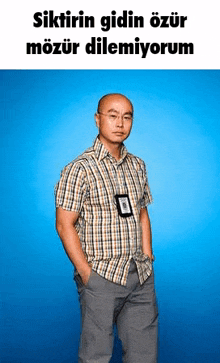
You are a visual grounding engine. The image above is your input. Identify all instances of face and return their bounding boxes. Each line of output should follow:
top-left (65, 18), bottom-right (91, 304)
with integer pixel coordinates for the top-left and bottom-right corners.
top-left (96, 95), bottom-right (133, 147)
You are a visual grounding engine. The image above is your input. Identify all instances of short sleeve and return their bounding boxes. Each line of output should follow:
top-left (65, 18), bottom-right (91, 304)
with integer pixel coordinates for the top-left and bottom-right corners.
top-left (139, 160), bottom-right (153, 208)
top-left (55, 162), bottom-right (87, 212)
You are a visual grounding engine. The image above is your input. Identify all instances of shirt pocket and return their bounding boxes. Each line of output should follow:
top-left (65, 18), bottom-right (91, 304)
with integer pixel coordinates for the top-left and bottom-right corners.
top-left (84, 204), bottom-right (113, 226)
top-left (88, 178), bottom-right (113, 207)
top-left (128, 169), bottom-right (145, 209)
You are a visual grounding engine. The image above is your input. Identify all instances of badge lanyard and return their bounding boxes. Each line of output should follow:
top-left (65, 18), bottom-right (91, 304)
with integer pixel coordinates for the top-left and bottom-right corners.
top-left (112, 163), bottom-right (133, 218)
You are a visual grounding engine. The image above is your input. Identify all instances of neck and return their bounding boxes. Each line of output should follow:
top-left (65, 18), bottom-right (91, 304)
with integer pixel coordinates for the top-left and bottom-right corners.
top-left (98, 135), bottom-right (122, 161)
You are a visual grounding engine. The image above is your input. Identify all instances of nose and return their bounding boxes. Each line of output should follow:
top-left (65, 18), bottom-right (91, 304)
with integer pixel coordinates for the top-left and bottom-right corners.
top-left (116, 115), bottom-right (124, 127)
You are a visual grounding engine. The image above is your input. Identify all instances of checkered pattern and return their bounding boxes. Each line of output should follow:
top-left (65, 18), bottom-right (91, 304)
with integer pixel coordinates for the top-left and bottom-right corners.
top-left (55, 137), bottom-right (153, 286)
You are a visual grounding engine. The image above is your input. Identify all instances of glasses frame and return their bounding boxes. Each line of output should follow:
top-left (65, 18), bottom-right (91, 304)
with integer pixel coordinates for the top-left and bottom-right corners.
top-left (98, 112), bottom-right (133, 122)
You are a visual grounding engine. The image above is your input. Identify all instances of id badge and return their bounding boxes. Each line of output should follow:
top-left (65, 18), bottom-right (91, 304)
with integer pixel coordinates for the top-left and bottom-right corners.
top-left (115, 194), bottom-right (133, 218)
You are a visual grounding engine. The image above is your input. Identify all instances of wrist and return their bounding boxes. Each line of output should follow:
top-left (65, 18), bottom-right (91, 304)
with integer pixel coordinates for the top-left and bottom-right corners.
top-left (80, 265), bottom-right (92, 285)
top-left (77, 262), bottom-right (92, 278)
top-left (151, 254), bottom-right (155, 262)
top-left (143, 251), bottom-right (155, 262)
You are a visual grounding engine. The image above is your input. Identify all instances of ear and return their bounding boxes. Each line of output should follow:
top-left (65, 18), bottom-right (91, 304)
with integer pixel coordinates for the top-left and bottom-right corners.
top-left (95, 113), bottom-right (100, 128)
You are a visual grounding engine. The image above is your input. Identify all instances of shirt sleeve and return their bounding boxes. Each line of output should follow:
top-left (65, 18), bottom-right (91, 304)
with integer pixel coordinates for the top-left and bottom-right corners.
top-left (139, 160), bottom-right (153, 208)
top-left (55, 162), bottom-right (87, 212)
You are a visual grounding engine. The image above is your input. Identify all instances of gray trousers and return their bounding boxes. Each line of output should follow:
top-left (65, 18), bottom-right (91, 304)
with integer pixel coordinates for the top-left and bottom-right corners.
top-left (75, 259), bottom-right (158, 363)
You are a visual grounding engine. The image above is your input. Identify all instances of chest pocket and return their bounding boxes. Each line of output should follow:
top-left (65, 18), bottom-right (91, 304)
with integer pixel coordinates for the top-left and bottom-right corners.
top-left (88, 176), bottom-right (113, 206)
top-left (126, 168), bottom-right (145, 209)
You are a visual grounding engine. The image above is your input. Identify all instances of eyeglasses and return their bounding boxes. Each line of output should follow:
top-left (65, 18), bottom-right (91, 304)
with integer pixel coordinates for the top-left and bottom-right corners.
top-left (98, 112), bottom-right (133, 122)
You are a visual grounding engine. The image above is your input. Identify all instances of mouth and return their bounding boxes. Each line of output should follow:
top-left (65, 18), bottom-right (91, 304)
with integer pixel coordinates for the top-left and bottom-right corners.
top-left (113, 132), bottom-right (124, 135)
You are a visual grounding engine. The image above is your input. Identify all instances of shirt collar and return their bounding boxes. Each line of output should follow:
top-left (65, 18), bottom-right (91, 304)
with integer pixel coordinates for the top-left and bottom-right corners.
top-left (93, 136), bottom-right (128, 163)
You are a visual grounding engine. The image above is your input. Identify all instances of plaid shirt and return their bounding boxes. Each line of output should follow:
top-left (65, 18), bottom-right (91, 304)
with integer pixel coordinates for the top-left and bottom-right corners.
top-left (55, 137), bottom-right (153, 286)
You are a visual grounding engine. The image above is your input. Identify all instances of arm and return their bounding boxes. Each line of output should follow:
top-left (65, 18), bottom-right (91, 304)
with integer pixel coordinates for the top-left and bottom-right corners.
top-left (140, 207), bottom-right (153, 261)
top-left (56, 207), bottom-right (91, 285)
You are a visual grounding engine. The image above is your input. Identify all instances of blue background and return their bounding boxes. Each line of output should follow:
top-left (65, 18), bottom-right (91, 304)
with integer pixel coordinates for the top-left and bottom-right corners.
top-left (1, 70), bottom-right (220, 363)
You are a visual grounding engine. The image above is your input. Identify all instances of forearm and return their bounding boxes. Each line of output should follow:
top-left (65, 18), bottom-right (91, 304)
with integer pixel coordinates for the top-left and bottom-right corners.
top-left (140, 207), bottom-right (153, 260)
top-left (57, 223), bottom-right (91, 279)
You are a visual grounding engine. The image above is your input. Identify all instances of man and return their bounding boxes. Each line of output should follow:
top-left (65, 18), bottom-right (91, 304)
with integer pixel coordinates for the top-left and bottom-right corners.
top-left (55, 93), bottom-right (158, 362)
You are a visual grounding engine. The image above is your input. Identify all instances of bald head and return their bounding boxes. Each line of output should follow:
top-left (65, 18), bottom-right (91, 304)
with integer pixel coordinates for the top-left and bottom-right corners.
top-left (97, 93), bottom-right (133, 115)
top-left (95, 92), bottom-right (133, 149)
